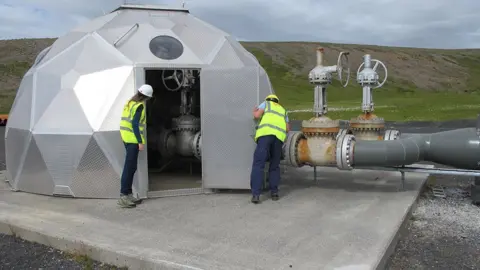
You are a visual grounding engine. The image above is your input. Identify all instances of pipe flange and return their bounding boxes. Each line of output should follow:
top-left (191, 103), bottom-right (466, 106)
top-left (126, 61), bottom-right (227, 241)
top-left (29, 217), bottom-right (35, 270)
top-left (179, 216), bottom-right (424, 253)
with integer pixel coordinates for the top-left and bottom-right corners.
top-left (302, 116), bottom-right (340, 129)
top-left (302, 117), bottom-right (340, 137)
top-left (336, 128), bottom-right (348, 140)
top-left (350, 119), bottom-right (385, 124)
top-left (282, 132), bottom-right (296, 160)
top-left (350, 127), bottom-right (383, 131)
top-left (292, 132), bottom-right (304, 167)
top-left (384, 129), bottom-right (400, 141)
top-left (172, 115), bottom-right (200, 131)
top-left (158, 129), bottom-right (177, 159)
top-left (175, 127), bottom-right (199, 132)
top-left (350, 116), bottom-right (385, 130)
top-left (191, 131), bottom-right (201, 159)
top-left (304, 132), bottom-right (338, 137)
top-left (336, 133), bottom-right (355, 170)
top-left (283, 131), bottom-right (303, 167)
top-left (350, 116), bottom-right (385, 124)
top-left (285, 132), bottom-right (299, 167)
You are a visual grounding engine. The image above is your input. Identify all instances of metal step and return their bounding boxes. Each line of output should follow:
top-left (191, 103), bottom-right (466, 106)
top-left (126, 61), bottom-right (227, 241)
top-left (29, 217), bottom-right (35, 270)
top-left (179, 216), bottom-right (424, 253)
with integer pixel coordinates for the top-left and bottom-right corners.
top-left (431, 185), bottom-right (446, 198)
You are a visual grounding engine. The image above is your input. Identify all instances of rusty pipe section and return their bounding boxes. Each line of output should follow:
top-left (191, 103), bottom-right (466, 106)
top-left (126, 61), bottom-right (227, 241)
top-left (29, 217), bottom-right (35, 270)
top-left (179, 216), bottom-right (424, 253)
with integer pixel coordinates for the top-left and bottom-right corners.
top-left (283, 116), bottom-right (344, 167)
top-left (284, 126), bottom-right (480, 172)
top-left (282, 115), bottom-right (400, 168)
top-left (297, 133), bottom-right (337, 166)
top-left (316, 47), bottom-right (324, 66)
top-left (299, 116), bottom-right (339, 166)
top-left (345, 112), bottom-right (400, 141)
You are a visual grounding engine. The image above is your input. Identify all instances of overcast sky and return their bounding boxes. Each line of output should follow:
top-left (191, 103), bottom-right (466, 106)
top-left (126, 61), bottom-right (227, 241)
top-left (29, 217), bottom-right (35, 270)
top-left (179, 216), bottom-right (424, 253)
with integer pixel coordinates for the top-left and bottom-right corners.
top-left (0, 0), bottom-right (479, 49)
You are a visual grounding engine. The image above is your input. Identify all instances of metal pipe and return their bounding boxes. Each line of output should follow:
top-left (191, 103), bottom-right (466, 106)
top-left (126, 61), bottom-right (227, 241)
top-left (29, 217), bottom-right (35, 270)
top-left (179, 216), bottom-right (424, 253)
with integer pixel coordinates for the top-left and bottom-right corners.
top-left (180, 89), bottom-right (188, 115)
top-left (316, 47), bottom-right (324, 66)
top-left (352, 135), bottom-right (425, 167)
top-left (114, 23), bottom-right (139, 47)
top-left (313, 85), bottom-right (327, 116)
top-left (359, 166), bottom-right (480, 177)
top-left (297, 136), bottom-right (336, 166)
top-left (424, 128), bottom-right (480, 169)
top-left (363, 54), bottom-right (372, 69)
top-left (351, 128), bottom-right (480, 170)
top-left (283, 123), bottom-right (396, 168)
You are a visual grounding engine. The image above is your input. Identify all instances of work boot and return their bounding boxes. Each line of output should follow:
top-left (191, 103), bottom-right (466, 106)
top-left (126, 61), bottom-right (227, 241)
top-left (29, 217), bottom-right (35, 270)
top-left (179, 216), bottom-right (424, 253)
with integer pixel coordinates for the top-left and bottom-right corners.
top-left (271, 193), bottom-right (279, 201)
top-left (251, 195), bottom-right (260, 204)
top-left (127, 194), bottom-right (142, 204)
top-left (118, 195), bottom-right (136, 208)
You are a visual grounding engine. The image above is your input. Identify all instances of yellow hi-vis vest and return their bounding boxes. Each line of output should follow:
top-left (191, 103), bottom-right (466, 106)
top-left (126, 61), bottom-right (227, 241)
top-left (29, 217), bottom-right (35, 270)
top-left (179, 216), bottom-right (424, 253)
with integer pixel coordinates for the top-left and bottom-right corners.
top-left (120, 100), bottom-right (146, 144)
top-left (254, 101), bottom-right (287, 142)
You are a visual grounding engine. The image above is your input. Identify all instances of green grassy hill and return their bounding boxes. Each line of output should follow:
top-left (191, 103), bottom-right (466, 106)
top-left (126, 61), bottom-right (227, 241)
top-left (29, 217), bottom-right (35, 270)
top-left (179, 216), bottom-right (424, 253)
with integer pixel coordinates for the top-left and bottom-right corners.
top-left (243, 42), bottom-right (480, 121)
top-left (1, 38), bottom-right (480, 121)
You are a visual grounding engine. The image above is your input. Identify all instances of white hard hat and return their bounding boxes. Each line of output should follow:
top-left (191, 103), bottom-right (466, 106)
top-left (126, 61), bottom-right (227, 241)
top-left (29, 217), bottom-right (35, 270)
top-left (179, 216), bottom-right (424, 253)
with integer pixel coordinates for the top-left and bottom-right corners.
top-left (138, 84), bottom-right (153, 97)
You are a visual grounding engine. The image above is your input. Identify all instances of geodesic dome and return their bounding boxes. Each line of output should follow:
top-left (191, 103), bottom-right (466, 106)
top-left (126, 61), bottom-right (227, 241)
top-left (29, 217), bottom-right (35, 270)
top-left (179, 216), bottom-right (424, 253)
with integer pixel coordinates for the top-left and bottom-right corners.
top-left (5, 4), bottom-right (273, 198)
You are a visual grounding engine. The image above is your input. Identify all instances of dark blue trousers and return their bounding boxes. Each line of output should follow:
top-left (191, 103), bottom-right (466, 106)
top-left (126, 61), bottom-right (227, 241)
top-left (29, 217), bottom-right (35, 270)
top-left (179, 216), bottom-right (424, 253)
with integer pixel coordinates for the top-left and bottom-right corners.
top-left (250, 135), bottom-right (283, 196)
top-left (120, 143), bottom-right (139, 195)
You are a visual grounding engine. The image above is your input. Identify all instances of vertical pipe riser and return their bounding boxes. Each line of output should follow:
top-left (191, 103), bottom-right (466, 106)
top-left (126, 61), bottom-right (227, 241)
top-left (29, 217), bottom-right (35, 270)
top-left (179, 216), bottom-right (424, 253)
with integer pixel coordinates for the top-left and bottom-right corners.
top-left (363, 54), bottom-right (372, 69)
top-left (316, 48), bottom-right (324, 66)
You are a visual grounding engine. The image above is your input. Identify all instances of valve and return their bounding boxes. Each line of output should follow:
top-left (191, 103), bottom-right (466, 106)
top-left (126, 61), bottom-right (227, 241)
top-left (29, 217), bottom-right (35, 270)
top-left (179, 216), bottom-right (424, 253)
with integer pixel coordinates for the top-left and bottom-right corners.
top-left (162, 69), bottom-right (197, 92)
top-left (308, 47), bottom-right (350, 116)
top-left (356, 54), bottom-right (388, 112)
top-left (336, 51), bottom-right (351, 87)
top-left (162, 69), bottom-right (185, 91)
top-left (308, 48), bottom-right (350, 87)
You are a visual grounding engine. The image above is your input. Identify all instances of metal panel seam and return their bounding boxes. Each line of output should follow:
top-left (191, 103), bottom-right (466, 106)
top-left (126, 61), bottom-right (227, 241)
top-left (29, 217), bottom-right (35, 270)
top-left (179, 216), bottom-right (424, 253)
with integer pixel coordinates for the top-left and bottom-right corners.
top-left (193, 16), bottom-right (229, 37)
top-left (205, 38), bottom-right (227, 65)
top-left (200, 66), bottom-right (206, 189)
top-left (12, 133), bottom-right (32, 187)
top-left (36, 34), bottom-right (91, 70)
top-left (91, 32), bottom-right (133, 64)
top-left (30, 72), bottom-right (37, 132)
top-left (256, 66), bottom-right (260, 104)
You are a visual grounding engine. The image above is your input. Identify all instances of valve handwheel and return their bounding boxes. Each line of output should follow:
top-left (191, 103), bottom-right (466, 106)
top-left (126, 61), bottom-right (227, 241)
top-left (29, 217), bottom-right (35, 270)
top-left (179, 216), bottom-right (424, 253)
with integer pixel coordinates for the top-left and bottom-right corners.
top-left (336, 51), bottom-right (350, 88)
top-left (162, 69), bottom-right (185, 91)
top-left (356, 59), bottom-right (388, 89)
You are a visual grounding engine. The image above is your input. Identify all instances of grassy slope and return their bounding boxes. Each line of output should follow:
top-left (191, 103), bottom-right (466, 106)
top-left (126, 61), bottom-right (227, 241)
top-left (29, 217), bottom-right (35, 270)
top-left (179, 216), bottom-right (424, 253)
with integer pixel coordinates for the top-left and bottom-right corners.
top-left (0, 38), bottom-right (55, 114)
top-left (1, 38), bottom-right (480, 120)
top-left (243, 42), bottom-right (480, 121)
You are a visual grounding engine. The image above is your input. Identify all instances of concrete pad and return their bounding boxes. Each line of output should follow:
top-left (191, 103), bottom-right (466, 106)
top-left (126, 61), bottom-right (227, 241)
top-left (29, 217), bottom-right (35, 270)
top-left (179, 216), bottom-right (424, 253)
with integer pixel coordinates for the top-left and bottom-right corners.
top-left (0, 166), bottom-right (431, 270)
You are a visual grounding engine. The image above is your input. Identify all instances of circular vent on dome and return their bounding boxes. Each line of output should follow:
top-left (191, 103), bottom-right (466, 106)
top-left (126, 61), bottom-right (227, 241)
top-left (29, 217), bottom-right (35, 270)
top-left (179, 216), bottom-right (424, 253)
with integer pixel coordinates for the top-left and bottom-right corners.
top-left (149, 35), bottom-right (184, 60)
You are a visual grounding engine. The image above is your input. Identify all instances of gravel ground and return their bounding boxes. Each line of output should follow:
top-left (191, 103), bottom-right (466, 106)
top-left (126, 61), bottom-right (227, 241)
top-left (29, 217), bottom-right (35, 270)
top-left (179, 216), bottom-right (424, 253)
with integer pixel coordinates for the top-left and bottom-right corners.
top-left (387, 176), bottom-right (480, 270)
top-left (0, 233), bottom-right (125, 270)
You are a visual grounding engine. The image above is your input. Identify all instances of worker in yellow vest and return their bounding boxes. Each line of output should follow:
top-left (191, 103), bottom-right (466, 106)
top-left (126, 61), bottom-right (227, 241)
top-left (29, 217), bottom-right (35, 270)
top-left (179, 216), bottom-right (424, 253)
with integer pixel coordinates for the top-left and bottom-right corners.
top-left (118, 84), bottom-right (153, 208)
top-left (250, 94), bottom-right (290, 204)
